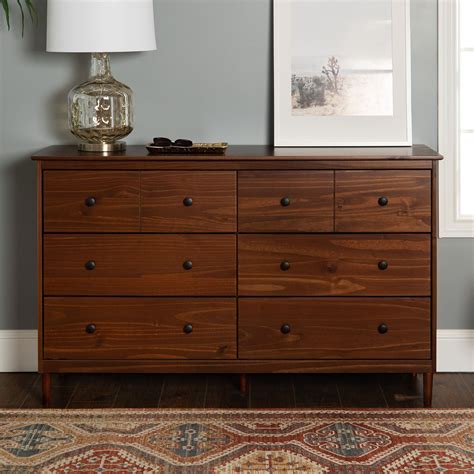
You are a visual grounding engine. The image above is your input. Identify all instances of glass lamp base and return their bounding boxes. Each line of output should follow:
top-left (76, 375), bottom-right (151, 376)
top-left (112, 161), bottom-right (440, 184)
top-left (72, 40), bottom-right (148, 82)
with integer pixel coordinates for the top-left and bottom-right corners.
top-left (69, 53), bottom-right (134, 154)
top-left (78, 141), bottom-right (127, 152)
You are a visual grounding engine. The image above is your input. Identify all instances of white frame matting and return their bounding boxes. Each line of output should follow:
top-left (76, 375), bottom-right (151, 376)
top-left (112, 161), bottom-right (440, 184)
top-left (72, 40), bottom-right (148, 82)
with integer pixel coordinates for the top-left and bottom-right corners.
top-left (274, 0), bottom-right (412, 147)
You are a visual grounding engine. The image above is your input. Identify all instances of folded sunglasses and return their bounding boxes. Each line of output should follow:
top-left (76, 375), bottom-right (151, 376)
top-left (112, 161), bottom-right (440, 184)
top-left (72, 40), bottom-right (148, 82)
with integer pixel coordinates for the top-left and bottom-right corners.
top-left (153, 137), bottom-right (194, 147)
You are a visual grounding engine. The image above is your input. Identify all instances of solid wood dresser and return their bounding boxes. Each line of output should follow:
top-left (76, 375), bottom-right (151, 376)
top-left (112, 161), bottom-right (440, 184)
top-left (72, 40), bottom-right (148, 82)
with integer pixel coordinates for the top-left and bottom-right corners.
top-left (33, 145), bottom-right (442, 407)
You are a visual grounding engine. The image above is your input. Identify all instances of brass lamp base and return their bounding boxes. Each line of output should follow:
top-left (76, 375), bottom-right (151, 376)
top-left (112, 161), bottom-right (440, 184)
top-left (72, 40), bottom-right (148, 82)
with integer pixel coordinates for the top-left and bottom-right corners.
top-left (78, 141), bottom-right (127, 153)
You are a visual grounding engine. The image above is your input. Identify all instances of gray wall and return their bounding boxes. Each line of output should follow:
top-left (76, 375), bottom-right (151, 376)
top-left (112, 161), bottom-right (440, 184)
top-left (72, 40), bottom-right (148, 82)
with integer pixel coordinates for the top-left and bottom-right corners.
top-left (0, 0), bottom-right (472, 330)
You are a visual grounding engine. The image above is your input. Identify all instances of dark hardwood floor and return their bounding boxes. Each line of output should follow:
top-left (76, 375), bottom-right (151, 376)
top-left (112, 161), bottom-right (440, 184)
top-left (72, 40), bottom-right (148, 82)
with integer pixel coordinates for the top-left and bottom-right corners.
top-left (1, 373), bottom-right (473, 409)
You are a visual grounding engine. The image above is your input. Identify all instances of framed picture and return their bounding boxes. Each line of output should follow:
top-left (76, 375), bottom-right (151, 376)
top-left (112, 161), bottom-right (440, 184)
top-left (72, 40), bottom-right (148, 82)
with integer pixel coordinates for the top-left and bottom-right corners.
top-left (274, 0), bottom-right (412, 147)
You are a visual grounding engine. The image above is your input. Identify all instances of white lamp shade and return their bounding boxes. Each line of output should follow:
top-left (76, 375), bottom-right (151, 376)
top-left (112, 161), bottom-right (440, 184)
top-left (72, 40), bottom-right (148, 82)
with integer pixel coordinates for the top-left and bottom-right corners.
top-left (47, 0), bottom-right (157, 53)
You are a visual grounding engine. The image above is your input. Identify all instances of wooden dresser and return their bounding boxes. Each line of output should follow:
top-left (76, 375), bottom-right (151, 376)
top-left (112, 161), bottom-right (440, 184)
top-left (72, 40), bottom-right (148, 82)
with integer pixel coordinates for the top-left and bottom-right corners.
top-left (33, 145), bottom-right (442, 407)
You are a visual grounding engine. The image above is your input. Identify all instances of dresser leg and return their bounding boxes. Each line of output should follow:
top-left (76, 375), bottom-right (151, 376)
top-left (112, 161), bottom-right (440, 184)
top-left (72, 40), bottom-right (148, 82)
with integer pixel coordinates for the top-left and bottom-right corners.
top-left (42, 373), bottom-right (51, 407)
top-left (423, 372), bottom-right (433, 408)
top-left (239, 374), bottom-right (247, 396)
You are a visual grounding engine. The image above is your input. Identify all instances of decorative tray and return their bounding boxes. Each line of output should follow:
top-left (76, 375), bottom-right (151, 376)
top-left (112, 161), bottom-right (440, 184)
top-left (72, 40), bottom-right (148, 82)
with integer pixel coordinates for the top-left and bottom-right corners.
top-left (146, 142), bottom-right (228, 155)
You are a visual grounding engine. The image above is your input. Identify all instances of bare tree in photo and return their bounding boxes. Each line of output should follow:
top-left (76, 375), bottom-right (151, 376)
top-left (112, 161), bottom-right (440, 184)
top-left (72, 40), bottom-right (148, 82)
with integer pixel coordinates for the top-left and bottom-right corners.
top-left (322, 56), bottom-right (342, 94)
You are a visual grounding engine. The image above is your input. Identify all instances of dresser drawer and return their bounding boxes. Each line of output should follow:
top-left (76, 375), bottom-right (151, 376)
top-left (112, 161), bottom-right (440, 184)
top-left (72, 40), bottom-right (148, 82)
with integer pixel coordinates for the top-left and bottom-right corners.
top-left (239, 235), bottom-right (430, 296)
top-left (43, 171), bottom-right (140, 232)
top-left (44, 297), bottom-right (236, 360)
top-left (238, 171), bottom-right (334, 232)
top-left (239, 298), bottom-right (431, 360)
top-left (141, 171), bottom-right (236, 232)
top-left (44, 235), bottom-right (236, 296)
top-left (335, 170), bottom-right (431, 232)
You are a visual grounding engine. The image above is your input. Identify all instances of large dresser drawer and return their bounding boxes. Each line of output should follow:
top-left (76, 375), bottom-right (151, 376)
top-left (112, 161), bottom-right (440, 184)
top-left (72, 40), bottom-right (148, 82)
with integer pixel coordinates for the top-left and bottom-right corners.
top-left (44, 235), bottom-right (236, 296)
top-left (335, 170), bottom-right (431, 232)
top-left (238, 171), bottom-right (334, 232)
top-left (141, 171), bottom-right (236, 232)
top-left (239, 234), bottom-right (430, 296)
top-left (44, 298), bottom-right (236, 360)
top-left (44, 171), bottom-right (140, 232)
top-left (239, 298), bottom-right (431, 360)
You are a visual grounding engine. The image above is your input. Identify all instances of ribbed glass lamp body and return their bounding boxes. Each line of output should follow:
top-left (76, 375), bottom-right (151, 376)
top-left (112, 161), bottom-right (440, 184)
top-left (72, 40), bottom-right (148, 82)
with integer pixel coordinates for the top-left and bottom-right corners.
top-left (68, 54), bottom-right (133, 144)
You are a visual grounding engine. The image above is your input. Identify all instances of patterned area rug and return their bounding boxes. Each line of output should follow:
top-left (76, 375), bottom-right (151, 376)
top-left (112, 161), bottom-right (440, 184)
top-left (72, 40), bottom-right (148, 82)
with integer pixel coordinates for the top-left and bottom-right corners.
top-left (0, 409), bottom-right (473, 473)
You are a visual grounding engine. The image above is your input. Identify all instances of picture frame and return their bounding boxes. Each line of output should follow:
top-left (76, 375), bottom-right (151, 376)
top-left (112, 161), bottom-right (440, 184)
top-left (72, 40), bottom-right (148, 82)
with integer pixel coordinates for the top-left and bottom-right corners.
top-left (274, 0), bottom-right (412, 147)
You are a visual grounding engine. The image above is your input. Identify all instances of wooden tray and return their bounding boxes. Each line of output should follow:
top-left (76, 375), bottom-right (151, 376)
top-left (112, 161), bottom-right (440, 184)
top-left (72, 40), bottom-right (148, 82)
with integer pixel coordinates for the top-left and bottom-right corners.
top-left (146, 142), bottom-right (228, 155)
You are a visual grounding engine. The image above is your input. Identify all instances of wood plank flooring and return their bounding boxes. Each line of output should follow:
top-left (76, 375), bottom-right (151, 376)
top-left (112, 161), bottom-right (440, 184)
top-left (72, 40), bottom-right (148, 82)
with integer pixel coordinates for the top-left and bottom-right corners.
top-left (1, 373), bottom-right (473, 409)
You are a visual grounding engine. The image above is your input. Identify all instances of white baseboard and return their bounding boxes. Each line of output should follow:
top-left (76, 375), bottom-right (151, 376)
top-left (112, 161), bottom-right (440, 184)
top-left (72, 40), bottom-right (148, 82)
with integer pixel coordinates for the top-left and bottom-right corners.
top-left (0, 330), bottom-right (38, 372)
top-left (0, 329), bottom-right (472, 373)
top-left (437, 329), bottom-right (474, 372)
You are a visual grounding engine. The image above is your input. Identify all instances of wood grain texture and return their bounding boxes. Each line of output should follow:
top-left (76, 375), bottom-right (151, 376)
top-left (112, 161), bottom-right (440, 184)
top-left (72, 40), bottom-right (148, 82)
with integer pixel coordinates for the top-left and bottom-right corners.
top-left (32, 144), bottom-right (442, 161)
top-left (238, 234), bottom-right (431, 296)
top-left (42, 359), bottom-right (434, 374)
top-left (40, 160), bottom-right (434, 171)
top-left (335, 170), bottom-right (431, 232)
top-left (238, 171), bottom-right (334, 232)
top-left (141, 171), bottom-right (236, 232)
top-left (44, 234), bottom-right (236, 296)
top-left (37, 162), bottom-right (44, 371)
top-left (44, 298), bottom-right (236, 360)
top-left (43, 171), bottom-right (140, 232)
top-left (431, 164), bottom-right (438, 372)
top-left (33, 148), bottom-right (441, 402)
top-left (238, 298), bottom-right (431, 360)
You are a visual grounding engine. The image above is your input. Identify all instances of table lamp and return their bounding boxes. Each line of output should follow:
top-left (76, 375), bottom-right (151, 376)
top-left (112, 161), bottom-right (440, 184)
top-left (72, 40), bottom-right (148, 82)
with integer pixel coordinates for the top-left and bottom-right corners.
top-left (47, 0), bottom-right (157, 152)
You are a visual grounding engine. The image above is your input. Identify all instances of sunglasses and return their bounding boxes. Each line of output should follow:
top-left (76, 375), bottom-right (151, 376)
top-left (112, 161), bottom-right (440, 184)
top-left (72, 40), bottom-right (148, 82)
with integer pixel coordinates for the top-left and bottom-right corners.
top-left (153, 137), bottom-right (193, 148)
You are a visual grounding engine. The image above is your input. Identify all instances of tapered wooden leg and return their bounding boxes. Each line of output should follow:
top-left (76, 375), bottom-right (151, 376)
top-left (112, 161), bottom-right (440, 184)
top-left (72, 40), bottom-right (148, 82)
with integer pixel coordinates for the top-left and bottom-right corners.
top-left (42, 373), bottom-right (51, 407)
top-left (239, 374), bottom-right (247, 396)
top-left (423, 372), bottom-right (433, 408)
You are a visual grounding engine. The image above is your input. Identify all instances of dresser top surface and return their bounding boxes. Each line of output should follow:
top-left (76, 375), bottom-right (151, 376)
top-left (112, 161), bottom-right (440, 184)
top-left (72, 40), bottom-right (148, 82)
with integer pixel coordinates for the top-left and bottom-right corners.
top-left (32, 145), bottom-right (442, 161)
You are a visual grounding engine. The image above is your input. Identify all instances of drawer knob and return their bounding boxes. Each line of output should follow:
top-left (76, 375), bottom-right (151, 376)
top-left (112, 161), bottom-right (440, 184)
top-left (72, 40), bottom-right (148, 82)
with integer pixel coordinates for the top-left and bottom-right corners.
top-left (85, 260), bottom-right (96, 271)
top-left (280, 261), bottom-right (291, 271)
top-left (378, 260), bottom-right (389, 271)
top-left (183, 323), bottom-right (193, 334)
top-left (280, 197), bottom-right (291, 207)
top-left (85, 196), bottom-right (96, 207)
top-left (281, 324), bottom-right (291, 334)
top-left (183, 197), bottom-right (193, 207)
top-left (85, 323), bottom-right (96, 334)
top-left (183, 260), bottom-right (193, 270)
top-left (378, 196), bottom-right (389, 207)
top-left (378, 323), bottom-right (388, 334)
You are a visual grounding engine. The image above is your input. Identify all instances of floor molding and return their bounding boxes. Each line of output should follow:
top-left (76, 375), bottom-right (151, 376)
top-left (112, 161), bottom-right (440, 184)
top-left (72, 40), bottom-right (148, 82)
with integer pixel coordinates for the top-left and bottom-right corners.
top-left (0, 330), bottom-right (37, 372)
top-left (437, 329), bottom-right (474, 372)
top-left (0, 329), bottom-right (472, 373)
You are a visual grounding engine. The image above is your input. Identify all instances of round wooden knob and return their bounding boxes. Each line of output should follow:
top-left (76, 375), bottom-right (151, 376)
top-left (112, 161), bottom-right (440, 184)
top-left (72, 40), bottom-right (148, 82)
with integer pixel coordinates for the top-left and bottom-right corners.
top-left (378, 196), bottom-right (389, 207)
top-left (85, 323), bottom-right (96, 334)
top-left (85, 196), bottom-right (96, 207)
top-left (280, 261), bottom-right (290, 271)
top-left (378, 260), bottom-right (389, 271)
top-left (183, 323), bottom-right (193, 334)
top-left (378, 323), bottom-right (388, 334)
top-left (183, 197), bottom-right (193, 207)
top-left (280, 197), bottom-right (291, 207)
top-left (183, 260), bottom-right (193, 270)
top-left (281, 324), bottom-right (291, 334)
top-left (85, 260), bottom-right (96, 271)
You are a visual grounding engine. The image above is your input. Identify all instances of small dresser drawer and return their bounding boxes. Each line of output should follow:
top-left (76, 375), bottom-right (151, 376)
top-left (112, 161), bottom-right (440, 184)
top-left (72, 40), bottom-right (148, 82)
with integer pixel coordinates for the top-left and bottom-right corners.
top-left (239, 298), bottom-right (431, 360)
top-left (238, 171), bottom-right (334, 232)
top-left (239, 234), bottom-right (430, 296)
top-left (44, 234), bottom-right (236, 296)
top-left (43, 171), bottom-right (140, 232)
top-left (335, 170), bottom-right (431, 232)
top-left (141, 171), bottom-right (236, 232)
top-left (44, 297), bottom-right (236, 360)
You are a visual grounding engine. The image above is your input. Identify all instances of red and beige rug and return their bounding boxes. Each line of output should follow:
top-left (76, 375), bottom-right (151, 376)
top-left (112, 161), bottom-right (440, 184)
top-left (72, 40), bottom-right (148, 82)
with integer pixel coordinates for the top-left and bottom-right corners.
top-left (0, 409), bottom-right (472, 473)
